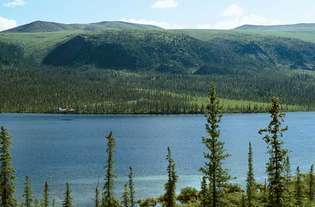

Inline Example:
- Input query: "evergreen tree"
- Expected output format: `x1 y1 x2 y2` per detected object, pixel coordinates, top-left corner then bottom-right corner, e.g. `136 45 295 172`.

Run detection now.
246 142 255 207
309 164 314 203
102 132 117 207
128 167 135 207
200 176 209 207
259 97 288 207
164 147 177 207
295 166 303 207
95 185 100 207
200 85 230 207
122 183 130 207
43 181 49 207
63 183 72 207
283 155 294 207
0 127 16 207
23 176 33 207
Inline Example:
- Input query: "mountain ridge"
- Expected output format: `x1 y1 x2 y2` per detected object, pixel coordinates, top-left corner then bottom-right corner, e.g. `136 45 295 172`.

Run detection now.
3 20 162 33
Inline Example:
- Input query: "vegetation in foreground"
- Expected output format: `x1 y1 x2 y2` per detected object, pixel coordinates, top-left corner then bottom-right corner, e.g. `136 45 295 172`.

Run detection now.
0 86 314 207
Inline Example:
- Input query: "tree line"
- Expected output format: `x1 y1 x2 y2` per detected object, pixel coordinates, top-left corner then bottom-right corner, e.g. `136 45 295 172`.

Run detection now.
0 85 314 206
0 67 312 114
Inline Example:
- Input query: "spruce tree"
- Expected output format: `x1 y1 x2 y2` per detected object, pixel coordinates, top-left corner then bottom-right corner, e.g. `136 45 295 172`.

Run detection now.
283 155 294 207
128 167 135 207
43 181 49 207
95 185 100 207
63 183 72 207
200 85 230 207
122 183 130 207
200 176 209 207
259 97 288 207
102 132 116 207
246 142 255 207
164 147 177 207
23 176 33 207
0 127 16 207
309 164 314 203
295 166 303 207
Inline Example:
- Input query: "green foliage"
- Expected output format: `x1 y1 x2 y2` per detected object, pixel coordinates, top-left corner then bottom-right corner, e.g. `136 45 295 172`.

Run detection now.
295 167 303 207
163 147 177 207
201 85 231 207
138 198 158 207
121 183 130 207
63 183 72 207
128 167 136 207
259 97 288 207
246 142 256 207
177 187 198 204
102 132 118 207
310 165 315 202
23 176 33 207
42 181 49 207
0 127 16 207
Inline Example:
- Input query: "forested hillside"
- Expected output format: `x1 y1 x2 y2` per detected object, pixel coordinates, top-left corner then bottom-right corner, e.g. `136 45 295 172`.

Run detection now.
1 21 315 113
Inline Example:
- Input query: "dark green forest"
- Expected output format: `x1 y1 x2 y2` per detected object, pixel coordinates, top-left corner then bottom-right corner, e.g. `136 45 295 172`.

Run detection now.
0 87 314 207
0 66 313 114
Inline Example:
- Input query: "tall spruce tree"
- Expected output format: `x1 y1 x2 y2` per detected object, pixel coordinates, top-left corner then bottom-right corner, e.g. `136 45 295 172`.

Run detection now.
122 183 130 207
309 164 314 203
128 167 135 207
102 132 117 207
0 127 16 207
200 85 230 207
295 166 303 207
43 181 49 207
164 147 177 207
246 142 255 207
259 97 288 207
63 183 72 207
23 176 33 207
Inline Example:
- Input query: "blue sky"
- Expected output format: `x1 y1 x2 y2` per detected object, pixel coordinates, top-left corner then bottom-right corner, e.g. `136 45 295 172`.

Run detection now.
1 0 315 31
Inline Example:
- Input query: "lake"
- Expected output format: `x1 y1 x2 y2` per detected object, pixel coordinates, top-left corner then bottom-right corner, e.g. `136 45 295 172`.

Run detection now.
0 112 314 206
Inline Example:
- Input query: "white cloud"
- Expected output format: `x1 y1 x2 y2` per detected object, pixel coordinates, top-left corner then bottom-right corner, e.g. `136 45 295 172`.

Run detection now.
222 4 244 18
0 16 17 31
152 0 178 9
121 18 183 29
203 4 282 29
3 0 26 8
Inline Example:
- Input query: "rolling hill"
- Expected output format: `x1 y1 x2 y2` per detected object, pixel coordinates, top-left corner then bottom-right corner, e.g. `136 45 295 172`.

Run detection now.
236 23 315 32
4 20 161 33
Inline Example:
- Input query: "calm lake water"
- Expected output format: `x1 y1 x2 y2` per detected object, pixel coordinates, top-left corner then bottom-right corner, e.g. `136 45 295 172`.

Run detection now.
0 112 314 206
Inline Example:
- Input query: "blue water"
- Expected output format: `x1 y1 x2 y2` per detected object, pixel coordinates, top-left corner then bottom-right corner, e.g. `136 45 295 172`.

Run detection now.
0 112 314 206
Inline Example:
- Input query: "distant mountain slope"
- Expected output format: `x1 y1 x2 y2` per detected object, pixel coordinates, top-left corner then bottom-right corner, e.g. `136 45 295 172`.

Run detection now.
42 30 315 73
236 23 315 31
4 20 161 33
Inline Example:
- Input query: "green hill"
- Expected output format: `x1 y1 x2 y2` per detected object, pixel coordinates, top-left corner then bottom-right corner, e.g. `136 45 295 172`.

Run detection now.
3 20 161 33
236 23 315 31
42 30 315 73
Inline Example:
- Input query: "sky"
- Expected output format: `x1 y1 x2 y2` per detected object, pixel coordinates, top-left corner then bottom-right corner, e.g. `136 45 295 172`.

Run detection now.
1 0 315 31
